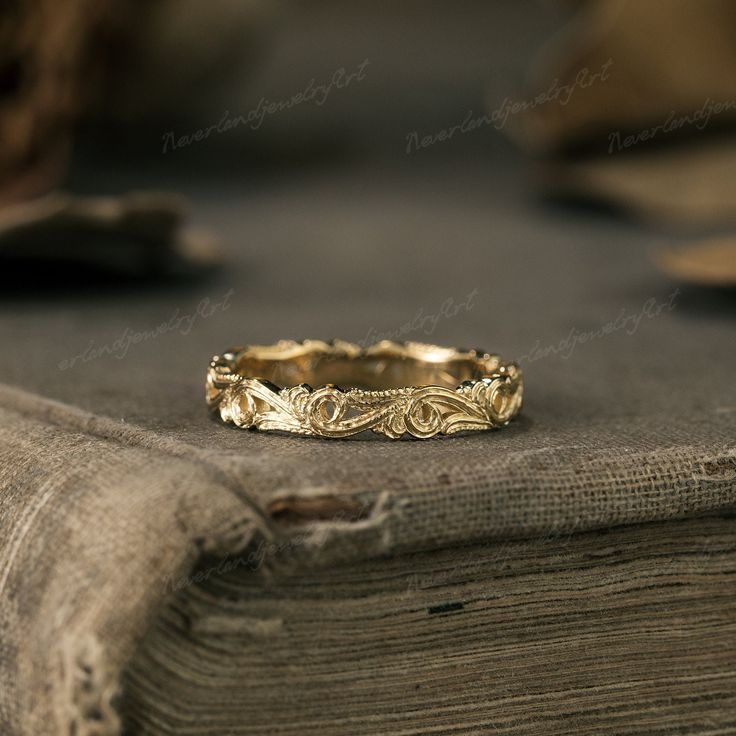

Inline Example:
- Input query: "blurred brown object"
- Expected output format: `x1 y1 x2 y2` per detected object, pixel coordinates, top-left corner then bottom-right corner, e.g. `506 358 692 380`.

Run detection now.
96 0 277 123
0 0 106 203
510 0 736 154
507 0 736 228
0 191 220 282
0 0 275 204
547 140 736 228
653 239 736 287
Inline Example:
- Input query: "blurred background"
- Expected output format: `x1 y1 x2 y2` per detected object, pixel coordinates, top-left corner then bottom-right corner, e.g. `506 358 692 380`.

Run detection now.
0 0 734 425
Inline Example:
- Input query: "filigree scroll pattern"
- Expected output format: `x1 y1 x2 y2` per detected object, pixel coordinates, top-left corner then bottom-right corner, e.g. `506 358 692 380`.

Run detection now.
207 342 523 439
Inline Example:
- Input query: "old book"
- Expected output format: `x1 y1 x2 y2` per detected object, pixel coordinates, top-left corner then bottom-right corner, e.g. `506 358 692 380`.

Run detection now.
122 514 736 735
1 385 734 735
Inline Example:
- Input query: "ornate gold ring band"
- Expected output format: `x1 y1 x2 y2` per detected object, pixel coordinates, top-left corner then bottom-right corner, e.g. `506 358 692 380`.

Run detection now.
206 340 523 439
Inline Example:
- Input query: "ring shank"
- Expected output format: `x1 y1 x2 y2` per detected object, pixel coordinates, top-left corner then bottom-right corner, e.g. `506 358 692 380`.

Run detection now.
207 341 522 438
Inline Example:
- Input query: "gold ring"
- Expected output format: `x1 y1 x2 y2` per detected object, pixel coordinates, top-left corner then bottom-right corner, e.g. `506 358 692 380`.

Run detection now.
206 340 523 439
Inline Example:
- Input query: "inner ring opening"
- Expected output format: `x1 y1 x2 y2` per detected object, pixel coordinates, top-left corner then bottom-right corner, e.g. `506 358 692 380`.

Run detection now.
236 353 490 390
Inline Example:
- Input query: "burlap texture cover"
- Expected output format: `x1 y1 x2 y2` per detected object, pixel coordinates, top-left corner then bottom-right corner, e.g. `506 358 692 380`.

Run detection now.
0 165 735 733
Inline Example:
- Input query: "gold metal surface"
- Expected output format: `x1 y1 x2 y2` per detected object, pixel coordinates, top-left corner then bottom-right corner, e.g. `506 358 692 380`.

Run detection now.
207 340 523 439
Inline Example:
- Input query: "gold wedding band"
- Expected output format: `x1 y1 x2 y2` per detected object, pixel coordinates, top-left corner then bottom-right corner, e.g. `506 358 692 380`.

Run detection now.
206 340 523 439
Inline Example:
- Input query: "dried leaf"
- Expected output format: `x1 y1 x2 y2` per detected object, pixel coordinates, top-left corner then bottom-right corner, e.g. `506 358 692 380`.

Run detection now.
653 239 736 287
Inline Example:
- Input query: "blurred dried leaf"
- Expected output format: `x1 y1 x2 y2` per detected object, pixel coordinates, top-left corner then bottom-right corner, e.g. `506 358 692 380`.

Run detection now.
0 0 276 201
0 0 115 201
508 0 736 229
545 140 736 227
94 0 278 122
509 0 736 154
0 191 220 283
653 239 736 287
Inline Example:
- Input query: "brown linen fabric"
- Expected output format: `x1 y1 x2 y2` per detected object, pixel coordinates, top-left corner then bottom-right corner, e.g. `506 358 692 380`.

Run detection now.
0 395 264 735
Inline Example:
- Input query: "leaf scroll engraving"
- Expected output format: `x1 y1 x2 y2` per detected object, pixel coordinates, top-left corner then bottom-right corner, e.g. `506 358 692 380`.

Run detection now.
207 345 522 439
